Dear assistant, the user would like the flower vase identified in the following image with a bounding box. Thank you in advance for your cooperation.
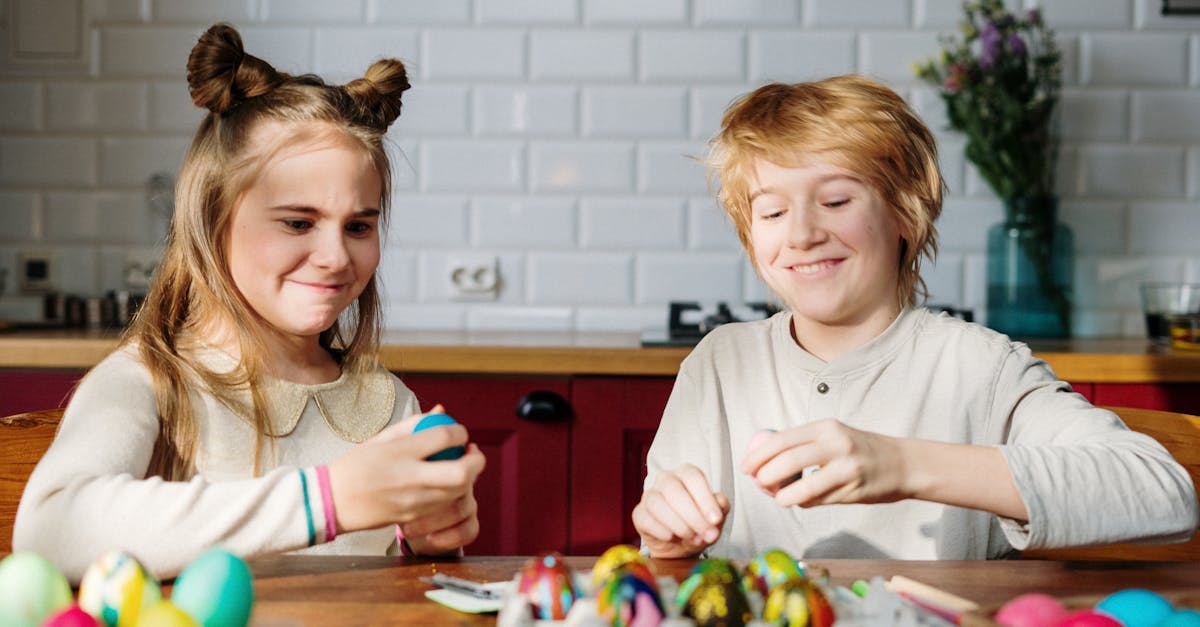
[985,195,1073,338]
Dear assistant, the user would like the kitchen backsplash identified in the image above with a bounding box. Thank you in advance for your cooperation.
[0,0,1197,335]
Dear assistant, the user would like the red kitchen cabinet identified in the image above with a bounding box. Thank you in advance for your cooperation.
[399,373,572,557]
[1092,383,1200,415]
[0,370,83,416]
[568,376,675,554]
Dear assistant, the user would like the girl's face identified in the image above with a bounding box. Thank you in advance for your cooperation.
[748,156,903,332]
[226,128,382,342]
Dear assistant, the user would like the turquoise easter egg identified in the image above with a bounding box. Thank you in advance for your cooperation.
[1159,609,1200,627]
[0,552,73,627]
[1094,588,1173,627]
[170,549,253,627]
[78,550,161,627]
[413,413,466,460]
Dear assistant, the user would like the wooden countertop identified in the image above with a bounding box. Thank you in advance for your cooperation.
[1,328,1199,382]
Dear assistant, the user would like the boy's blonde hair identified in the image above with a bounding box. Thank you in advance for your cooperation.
[707,75,944,309]
[123,23,410,479]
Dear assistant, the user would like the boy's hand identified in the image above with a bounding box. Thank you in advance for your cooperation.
[632,464,731,558]
[740,418,911,508]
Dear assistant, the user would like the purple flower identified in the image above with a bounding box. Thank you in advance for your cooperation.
[1008,32,1027,57]
[979,22,1002,69]
[1026,8,1042,26]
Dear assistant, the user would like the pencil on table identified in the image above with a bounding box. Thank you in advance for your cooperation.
[885,575,980,614]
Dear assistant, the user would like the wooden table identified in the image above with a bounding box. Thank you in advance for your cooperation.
[237,555,1200,625]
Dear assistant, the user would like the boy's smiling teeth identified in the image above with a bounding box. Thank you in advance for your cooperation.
[789,260,836,274]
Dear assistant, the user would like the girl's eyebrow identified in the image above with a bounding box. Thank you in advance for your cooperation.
[267,205,381,217]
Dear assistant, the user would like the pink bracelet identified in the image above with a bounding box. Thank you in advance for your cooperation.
[315,465,337,543]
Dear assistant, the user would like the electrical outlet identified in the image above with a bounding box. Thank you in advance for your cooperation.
[447,254,500,301]
[17,250,56,293]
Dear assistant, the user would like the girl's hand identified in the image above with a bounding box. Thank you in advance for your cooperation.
[399,491,480,555]
[740,419,911,508]
[631,464,731,558]
[328,408,487,535]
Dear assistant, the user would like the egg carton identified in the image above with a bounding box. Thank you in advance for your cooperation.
[494,570,952,627]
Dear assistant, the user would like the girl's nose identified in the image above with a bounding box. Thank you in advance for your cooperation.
[312,231,351,269]
[787,205,826,248]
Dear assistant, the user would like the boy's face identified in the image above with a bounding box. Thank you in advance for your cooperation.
[226,126,382,342]
[747,156,903,331]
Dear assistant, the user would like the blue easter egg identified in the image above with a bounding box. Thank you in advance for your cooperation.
[1159,609,1200,627]
[171,548,253,627]
[1094,588,1173,627]
[413,413,466,461]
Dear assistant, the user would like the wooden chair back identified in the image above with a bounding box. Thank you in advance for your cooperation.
[1022,405,1200,561]
[0,408,63,555]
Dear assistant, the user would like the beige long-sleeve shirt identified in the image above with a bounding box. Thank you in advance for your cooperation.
[645,307,1199,560]
[14,345,419,582]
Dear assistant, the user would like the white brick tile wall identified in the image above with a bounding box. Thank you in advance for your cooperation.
[805,0,909,28]
[749,32,857,83]
[581,197,685,250]
[531,31,635,82]
[635,252,742,304]
[473,196,577,248]
[694,0,799,25]
[1060,89,1129,141]
[369,1,471,25]
[263,0,365,23]
[1081,33,1188,86]
[475,86,578,136]
[640,31,745,82]
[394,85,470,136]
[583,87,687,137]
[528,252,632,305]
[314,28,415,79]
[55,246,101,296]
[1062,200,1127,255]
[99,137,190,186]
[0,192,36,242]
[422,140,524,192]
[479,0,578,24]
[150,82,202,131]
[1039,0,1131,29]
[531,141,634,192]
[152,0,253,23]
[44,192,148,243]
[741,260,770,302]
[423,29,525,81]
[687,197,741,251]
[387,196,469,247]
[46,82,148,131]
[638,141,709,194]
[1129,202,1200,254]
[0,138,96,186]
[1081,145,1187,199]
[583,0,687,25]
[859,32,943,84]
[0,83,41,131]
[1132,90,1200,141]
[0,0,1195,334]
[924,252,964,305]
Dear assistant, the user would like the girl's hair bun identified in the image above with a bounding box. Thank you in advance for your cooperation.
[343,58,411,129]
[187,23,284,114]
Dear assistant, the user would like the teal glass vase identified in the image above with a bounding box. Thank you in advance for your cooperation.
[985,195,1073,338]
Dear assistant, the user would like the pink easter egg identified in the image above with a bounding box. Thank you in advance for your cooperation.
[1055,609,1123,627]
[41,604,101,627]
[995,593,1069,627]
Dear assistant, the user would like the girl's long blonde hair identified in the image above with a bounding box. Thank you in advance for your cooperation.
[122,23,410,479]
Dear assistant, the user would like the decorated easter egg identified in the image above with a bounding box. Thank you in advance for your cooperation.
[171,548,254,627]
[517,552,578,620]
[78,550,161,627]
[762,578,835,627]
[592,544,651,589]
[1055,609,1123,626]
[0,552,73,627]
[993,592,1069,627]
[1158,609,1200,627]
[596,568,665,627]
[742,548,804,597]
[1094,588,1173,627]
[42,605,102,627]
[412,413,466,460]
[135,601,199,627]
[681,577,753,627]
[675,558,740,609]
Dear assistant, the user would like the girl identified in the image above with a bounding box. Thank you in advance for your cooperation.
[633,75,1198,560]
[14,23,486,582]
